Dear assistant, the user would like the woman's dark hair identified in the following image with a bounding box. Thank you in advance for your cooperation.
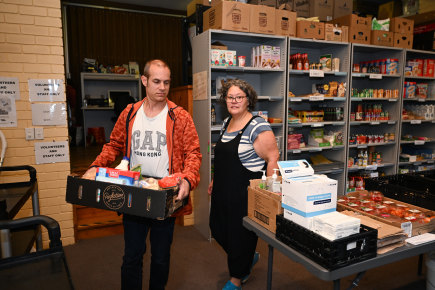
[219,79,257,111]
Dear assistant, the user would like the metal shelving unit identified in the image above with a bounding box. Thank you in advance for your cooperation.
[399,49,435,173]
[347,44,404,189]
[287,38,351,194]
[192,29,287,239]
[80,73,141,146]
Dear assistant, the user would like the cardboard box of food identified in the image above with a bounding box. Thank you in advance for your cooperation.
[250,4,276,34]
[325,24,348,42]
[309,0,333,22]
[66,176,186,219]
[293,0,309,17]
[187,0,211,17]
[296,20,325,40]
[371,30,394,47]
[333,0,353,19]
[390,17,414,34]
[337,190,435,237]
[248,0,276,7]
[203,1,250,33]
[248,178,283,233]
[393,32,413,49]
[329,14,372,44]
[275,8,296,36]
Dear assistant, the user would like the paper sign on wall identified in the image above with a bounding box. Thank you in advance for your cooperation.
[35,141,70,164]
[193,71,207,100]
[0,95,17,127]
[28,79,65,102]
[0,77,20,100]
[31,103,67,125]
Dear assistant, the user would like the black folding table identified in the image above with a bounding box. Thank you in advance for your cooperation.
[243,217,435,290]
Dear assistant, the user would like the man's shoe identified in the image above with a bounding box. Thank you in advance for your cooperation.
[241,251,260,284]
[223,280,242,290]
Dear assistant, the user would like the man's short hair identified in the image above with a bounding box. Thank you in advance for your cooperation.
[143,59,170,78]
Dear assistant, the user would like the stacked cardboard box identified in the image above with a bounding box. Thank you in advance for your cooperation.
[309,0,333,22]
[371,30,394,47]
[204,1,297,36]
[325,23,349,42]
[296,20,325,40]
[390,17,414,49]
[329,14,372,45]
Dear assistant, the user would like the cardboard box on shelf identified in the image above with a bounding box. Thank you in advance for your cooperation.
[277,0,293,9]
[378,1,402,19]
[329,14,372,44]
[248,0,276,7]
[371,30,394,47]
[349,29,370,44]
[324,24,348,42]
[275,8,296,36]
[293,0,309,18]
[393,32,413,49]
[309,0,333,22]
[333,0,353,19]
[247,179,283,233]
[390,17,414,34]
[296,20,325,40]
[250,4,276,34]
[187,0,211,17]
[203,1,250,32]
[66,176,187,219]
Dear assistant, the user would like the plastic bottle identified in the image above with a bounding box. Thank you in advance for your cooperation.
[211,104,216,125]
[259,170,267,189]
[271,168,281,193]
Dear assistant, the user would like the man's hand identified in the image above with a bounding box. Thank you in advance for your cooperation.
[82,167,97,180]
[176,178,190,201]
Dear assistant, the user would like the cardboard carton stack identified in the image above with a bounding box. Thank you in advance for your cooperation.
[329,14,372,45]
[203,0,297,36]
[391,17,414,49]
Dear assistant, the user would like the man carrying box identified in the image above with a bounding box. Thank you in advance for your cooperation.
[82,59,202,290]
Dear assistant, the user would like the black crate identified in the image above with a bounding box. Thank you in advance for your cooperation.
[275,214,377,270]
[365,174,435,210]
[66,176,187,219]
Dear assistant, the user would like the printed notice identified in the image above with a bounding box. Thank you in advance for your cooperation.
[31,103,67,125]
[0,95,17,127]
[193,71,207,100]
[35,141,69,164]
[28,79,65,102]
[0,77,20,100]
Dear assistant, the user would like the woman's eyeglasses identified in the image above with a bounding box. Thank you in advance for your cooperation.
[225,95,246,103]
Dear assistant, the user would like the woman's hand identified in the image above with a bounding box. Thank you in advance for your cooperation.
[208,180,213,195]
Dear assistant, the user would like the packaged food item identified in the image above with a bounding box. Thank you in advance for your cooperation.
[158,173,184,189]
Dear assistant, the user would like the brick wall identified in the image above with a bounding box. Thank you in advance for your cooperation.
[0,0,74,246]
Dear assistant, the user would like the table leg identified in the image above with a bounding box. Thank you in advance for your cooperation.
[0,228,12,258]
[267,244,274,290]
[418,254,423,276]
[333,279,340,290]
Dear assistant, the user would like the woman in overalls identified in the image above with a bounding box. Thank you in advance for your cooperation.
[208,79,280,290]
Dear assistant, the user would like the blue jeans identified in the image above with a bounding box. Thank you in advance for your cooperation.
[121,214,176,290]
